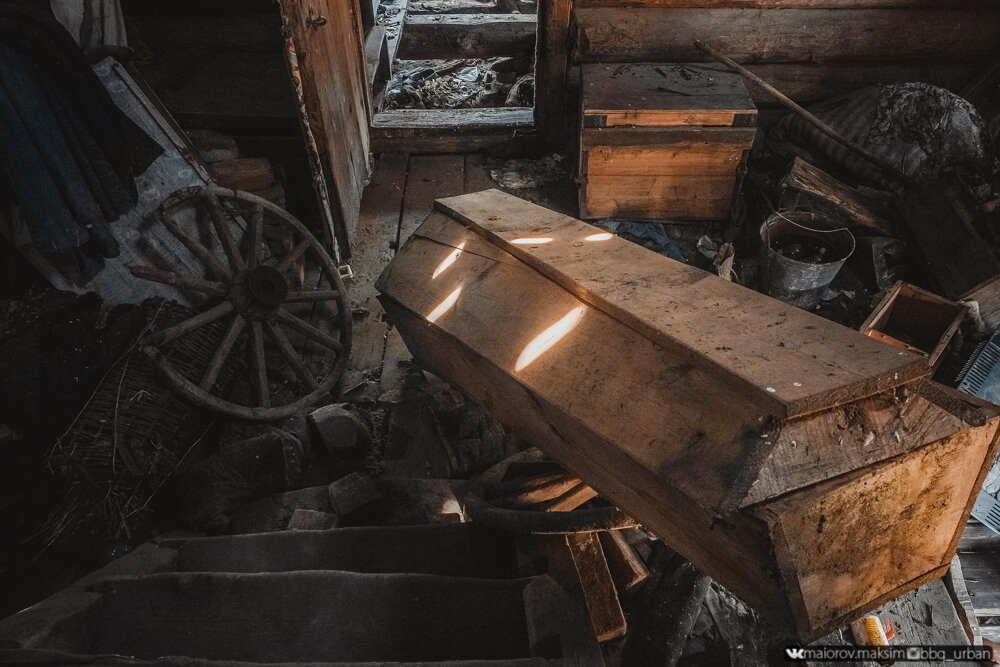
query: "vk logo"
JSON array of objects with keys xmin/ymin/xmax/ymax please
[{"xmin": 785, "ymin": 647, "xmax": 807, "ymax": 660}]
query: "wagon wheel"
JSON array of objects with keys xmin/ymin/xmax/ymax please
[{"xmin": 132, "ymin": 186, "xmax": 352, "ymax": 421}]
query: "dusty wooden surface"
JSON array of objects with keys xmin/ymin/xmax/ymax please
[
  {"xmin": 396, "ymin": 14, "xmax": 537, "ymax": 59},
  {"xmin": 571, "ymin": 8, "xmax": 1000, "ymax": 63},
  {"xmin": 279, "ymin": 0, "xmax": 370, "ymax": 240},
  {"xmin": 436, "ymin": 189, "xmax": 929, "ymax": 418},
  {"xmin": 376, "ymin": 195, "xmax": 1000, "ymax": 637}
]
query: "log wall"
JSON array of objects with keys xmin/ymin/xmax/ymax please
[{"xmin": 557, "ymin": 0, "xmax": 1000, "ymax": 105}]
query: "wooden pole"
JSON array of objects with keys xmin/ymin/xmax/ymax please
[{"xmin": 693, "ymin": 39, "xmax": 916, "ymax": 189}]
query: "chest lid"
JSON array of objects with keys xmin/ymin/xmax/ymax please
[{"xmin": 582, "ymin": 63, "xmax": 756, "ymax": 128}]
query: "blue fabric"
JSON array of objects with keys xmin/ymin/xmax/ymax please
[{"xmin": 0, "ymin": 0, "xmax": 162, "ymax": 276}]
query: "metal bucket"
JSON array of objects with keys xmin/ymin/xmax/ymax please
[{"xmin": 758, "ymin": 211, "xmax": 855, "ymax": 309}]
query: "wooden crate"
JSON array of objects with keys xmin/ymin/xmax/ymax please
[
  {"xmin": 377, "ymin": 190, "xmax": 1000, "ymax": 639},
  {"xmin": 860, "ymin": 281, "xmax": 966, "ymax": 370},
  {"xmin": 578, "ymin": 63, "xmax": 756, "ymax": 221}
]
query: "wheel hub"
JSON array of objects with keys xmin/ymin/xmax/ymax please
[
  {"xmin": 231, "ymin": 265, "xmax": 289, "ymax": 315},
  {"xmin": 247, "ymin": 266, "xmax": 288, "ymax": 307}
]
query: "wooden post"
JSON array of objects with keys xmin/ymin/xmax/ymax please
[{"xmin": 535, "ymin": 0, "xmax": 573, "ymax": 145}]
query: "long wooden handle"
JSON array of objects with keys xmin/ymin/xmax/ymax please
[{"xmin": 693, "ymin": 39, "xmax": 916, "ymax": 189}]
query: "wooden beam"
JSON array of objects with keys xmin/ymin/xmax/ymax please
[
  {"xmin": 572, "ymin": 8, "xmax": 1000, "ymax": 63},
  {"xmin": 396, "ymin": 14, "xmax": 537, "ymax": 60},
  {"xmin": 575, "ymin": 0, "xmax": 995, "ymax": 7},
  {"xmin": 535, "ymin": 0, "xmax": 574, "ymax": 144},
  {"xmin": 371, "ymin": 108, "xmax": 534, "ymax": 154}
]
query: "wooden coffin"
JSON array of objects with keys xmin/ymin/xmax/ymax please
[
  {"xmin": 376, "ymin": 190, "xmax": 1000, "ymax": 639},
  {"xmin": 578, "ymin": 63, "xmax": 756, "ymax": 221}
]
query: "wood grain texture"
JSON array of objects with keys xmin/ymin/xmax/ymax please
[
  {"xmin": 377, "ymin": 200, "xmax": 1000, "ymax": 638},
  {"xmin": 743, "ymin": 383, "xmax": 992, "ymax": 507},
  {"xmin": 345, "ymin": 153, "xmax": 408, "ymax": 378},
  {"xmin": 582, "ymin": 62, "xmax": 755, "ymax": 123},
  {"xmin": 718, "ymin": 60, "xmax": 978, "ymax": 105},
  {"xmin": 756, "ymin": 418, "xmax": 998, "ymax": 632},
  {"xmin": 535, "ymin": 0, "xmax": 574, "ymax": 143},
  {"xmin": 371, "ymin": 108, "xmax": 534, "ymax": 154},
  {"xmin": 572, "ymin": 8, "xmax": 1000, "ymax": 63},
  {"xmin": 576, "ymin": 0, "xmax": 994, "ymax": 6},
  {"xmin": 384, "ymin": 217, "xmax": 772, "ymax": 513},
  {"xmin": 376, "ymin": 293, "xmax": 790, "ymax": 628},
  {"xmin": 279, "ymin": 0, "xmax": 370, "ymax": 239},
  {"xmin": 779, "ymin": 157, "xmax": 893, "ymax": 235},
  {"xmin": 397, "ymin": 14, "xmax": 537, "ymax": 59},
  {"xmin": 436, "ymin": 190, "xmax": 929, "ymax": 418}
]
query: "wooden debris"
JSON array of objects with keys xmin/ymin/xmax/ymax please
[
  {"xmin": 286, "ymin": 508, "xmax": 341, "ymax": 531},
  {"xmin": 779, "ymin": 157, "xmax": 894, "ymax": 236},
  {"xmin": 543, "ymin": 533, "xmax": 628, "ymax": 643},
  {"xmin": 208, "ymin": 157, "xmax": 276, "ymax": 193},
  {"xmin": 860, "ymin": 281, "xmax": 966, "ymax": 371},
  {"xmin": 308, "ymin": 403, "xmax": 373, "ymax": 456},
  {"xmin": 535, "ymin": 483, "xmax": 598, "ymax": 512},
  {"xmin": 377, "ymin": 190, "xmax": 1000, "ymax": 638},
  {"xmin": 624, "ymin": 556, "xmax": 709, "ymax": 667},
  {"xmin": 599, "ymin": 530, "xmax": 650, "ymax": 595},
  {"xmin": 695, "ymin": 40, "xmax": 913, "ymax": 188},
  {"xmin": 962, "ymin": 275, "xmax": 1000, "ymax": 333},
  {"xmin": 328, "ymin": 472, "xmax": 383, "ymax": 518},
  {"xmin": 899, "ymin": 179, "xmax": 1000, "ymax": 300},
  {"xmin": 522, "ymin": 575, "xmax": 604, "ymax": 665}
]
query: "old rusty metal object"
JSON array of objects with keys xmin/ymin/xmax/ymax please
[{"xmin": 132, "ymin": 186, "xmax": 351, "ymax": 421}]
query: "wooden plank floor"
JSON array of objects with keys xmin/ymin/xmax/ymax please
[
  {"xmin": 347, "ymin": 153, "xmax": 487, "ymax": 394},
  {"xmin": 347, "ymin": 152, "xmax": 575, "ymax": 395},
  {"xmin": 957, "ymin": 520, "xmax": 1000, "ymax": 643}
]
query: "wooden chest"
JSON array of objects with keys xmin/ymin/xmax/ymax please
[
  {"xmin": 578, "ymin": 63, "xmax": 757, "ymax": 221},
  {"xmin": 377, "ymin": 190, "xmax": 1000, "ymax": 639}
]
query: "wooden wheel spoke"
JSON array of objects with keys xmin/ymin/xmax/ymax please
[
  {"xmin": 130, "ymin": 265, "xmax": 227, "ymax": 297},
  {"xmin": 264, "ymin": 320, "xmax": 320, "ymax": 390},
  {"xmin": 199, "ymin": 314, "xmax": 245, "ymax": 391},
  {"xmin": 204, "ymin": 192, "xmax": 247, "ymax": 272},
  {"xmin": 161, "ymin": 210, "xmax": 232, "ymax": 280},
  {"xmin": 249, "ymin": 319, "xmax": 270, "ymax": 408},
  {"xmin": 246, "ymin": 202, "xmax": 265, "ymax": 269},
  {"xmin": 275, "ymin": 239, "xmax": 312, "ymax": 273},
  {"xmin": 151, "ymin": 301, "xmax": 234, "ymax": 346},
  {"xmin": 285, "ymin": 289, "xmax": 340, "ymax": 303},
  {"xmin": 275, "ymin": 308, "xmax": 343, "ymax": 351}
]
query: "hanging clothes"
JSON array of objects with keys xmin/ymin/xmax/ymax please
[{"xmin": 0, "ymin": 0, "xmax": 161, "ymax": 281}]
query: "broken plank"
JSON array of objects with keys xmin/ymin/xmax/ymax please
[
  {"xmin": 946, "ymin": 554, "xmax": 982, "ymax": 644},
  {"xmin": 543, "ymin": 533, "xmax": 627, "ymax": 643},
  {"xmin": 371, "ymin": 108, "xmax": 534, "ymax": 154},
  {"xmin": 535, "ymin": 483, "xmax": 599, "ymax": 512},
  {"xmin": 396, "ymin": 14, "xmax": 537, "ymax": 60},
  {"xmin": 598, "ymin": 531, "xmax": 650, "ymax": 594},
  {"xmin": 779, "ymin": 157, "xmax": 893, "ymax": 235},
  {"xmin": 436, "ymin": 189, "xmax": 929, "ymax": 418}
]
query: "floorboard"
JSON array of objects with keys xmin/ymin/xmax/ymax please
[
  {"xmin": 381, "ymin": 154, "xmax": 468, "ymax": 395},
  {"xmin": 344, "ymin": 153, "xmax": 409, "ymax": 390}
]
